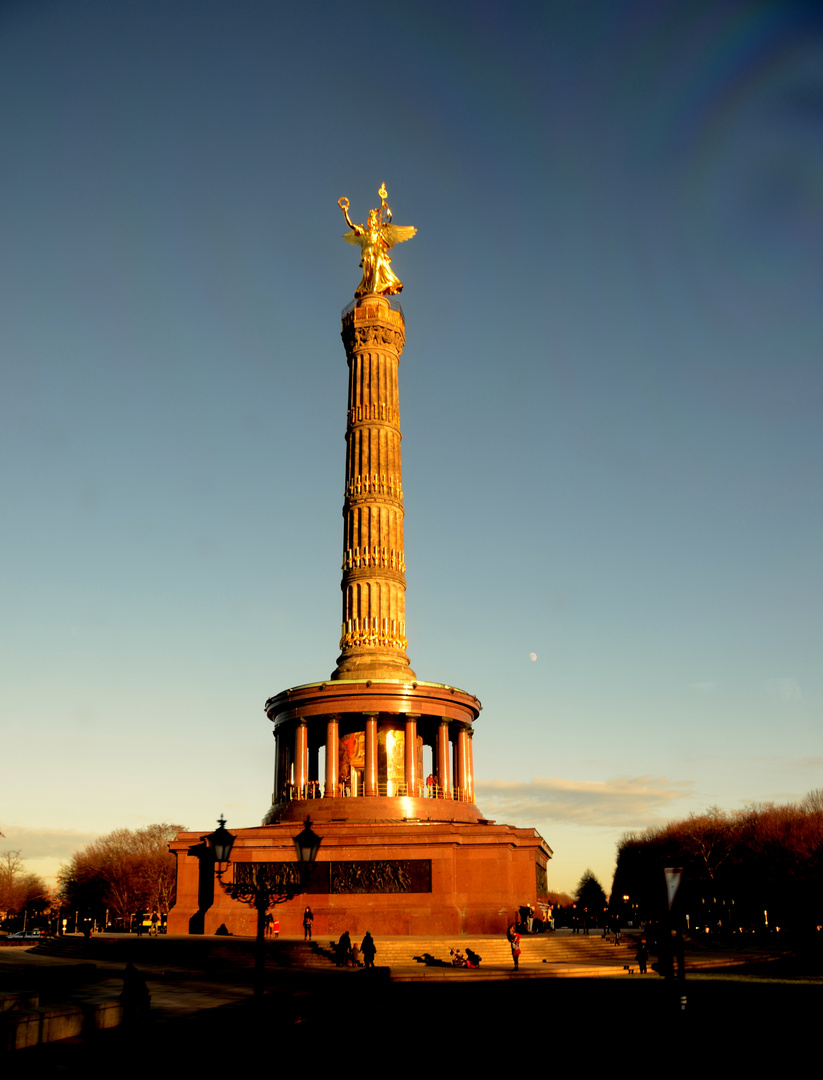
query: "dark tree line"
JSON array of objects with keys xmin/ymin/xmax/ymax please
[{"xmin": 611, "ymin": 791, "xmax": 823, "ymax": 933}]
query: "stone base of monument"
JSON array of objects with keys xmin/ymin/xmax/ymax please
[{"xmin": 168, "ymin": 818, "xmax": 550, "ymax": 938}]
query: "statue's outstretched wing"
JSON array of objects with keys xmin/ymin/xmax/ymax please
[
  {"xmin": 381, "ymin": 224, "xmax": 417, "ymax": 249},
  {"xmin": 342, "ymin": 229, "xmax": 364, "ymax": 245}
]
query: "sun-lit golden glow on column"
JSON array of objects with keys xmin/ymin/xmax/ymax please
[
  {"xmin": 332, "ymin": 292, "xmax": 417, "ymax": 681},
  {"xmin": 437, "ymin": 720, "xmax": 451, "ymax": 798},
  {"xmin": 364, "ymin": 714, "xmax": 378, "ymax": 796},
  {"xmin": 325, "ymin": 715, "xmax": 339, "ymax": 797},
  {"xmin": 404, "ymin": 714, "xmax": 419, "ymax": 797},
  {"xmin": 295, "ymin": 720, "xmax": 308, "ymax": 795},
  {"xmin": 456, "ymin": 724, "xmax": 468, "ymax": 797}
]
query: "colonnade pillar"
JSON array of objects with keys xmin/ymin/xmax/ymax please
[
  {"xmin": 404, "ymin": 713, "xmax": 419, "ymax": 796},
  {"xmin": 272, "ymin": 727, "xmax": 281, "ymax": 805},
  {"xmin": 364, "ymin": 713, "xmax": 378, "ymax": 796},
  {"xmin": 325, "ymin": 715, "xmax": 339, "ymax": 797},
  {"xmin": 455, "ymin": 723, "xmax": 469, "ymax": 799},
  {"xmin": 466, "ymin": 728, "xmax": 475, "ymax": 802},
  {"xmin": 294, "ymin": 719, "xmax": 308, "ymax": 794},
  {"xmin": 436, "ymin": 719, "xmax": 452, "ymax": 798}
]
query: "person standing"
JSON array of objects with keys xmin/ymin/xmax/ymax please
[
  {"xmin": 361, "ymin": 930, "xmax": 377, "ymax": 968},
  {"xmin": 510, "ymin": 929, "xmax": 521, "ymax": 971},
  {"xmin": 120, "ymin": 962, "xmax": 150, "ymax": 1026},
  {"xmin": 334, "ymin": 930, "xmax": 352, "ymax": 966},
  {"xmin": 303, "ymin": 906, "xmax": 314, "ymax": 941},
  {"xmin": 635, "ymin": 941, "xmax": 648, "ymax": 974}
]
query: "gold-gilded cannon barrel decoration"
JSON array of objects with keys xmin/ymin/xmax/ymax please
[{"xmin": 339, "ymin": 183, "xmax": 417, "ymax": 298}]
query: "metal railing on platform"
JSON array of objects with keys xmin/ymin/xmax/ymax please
[
  {"xmin": 340, "ymin": 296, "xmax": 405, "ymax": 321},
  {"xmin": 280, "ymin": 782, "xmax": 473, "ymax": 803}
]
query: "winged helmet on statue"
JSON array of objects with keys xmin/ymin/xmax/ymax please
[{"xmin": 338, "ymin": 183, "xmax": 417, "ymax": 298}]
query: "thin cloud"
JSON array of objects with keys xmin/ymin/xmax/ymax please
[
  {"xmin": 690, "ymin": 682, "xmax": 716, "ymax": 694},
  {"xmin": 770, "ymin": 678, "xmax": 803, "ymax": 703},
  {"xmin": 0, "ymin": 827, "xmax": 100, "ymax": 861},
  {"xmin": 475, "ymin": 776, "xmax": 695, "ymax": 828}
]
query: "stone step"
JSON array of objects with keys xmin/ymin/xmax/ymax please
[
  {"xmin": 300, "ymin": 933, "xmax": 637, "ymax": 971},
  {"xmin": 32, "ymin": 932, "xmax": 640, "ymax": 974}
]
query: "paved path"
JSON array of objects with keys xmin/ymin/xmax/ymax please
[{"xmin": 0, "ymin": 929, "xmax": 804, "ymax": 1071}]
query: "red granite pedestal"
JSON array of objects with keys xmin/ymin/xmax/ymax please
[
  {"xmin": 167, "ymin": 816, "xmax": 551, "ymax": 938},
  {"xmin": 168, "ymin": 677, "xmax": 552, "ymax": 937}
]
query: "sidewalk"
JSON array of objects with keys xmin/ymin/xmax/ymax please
[{"xmin": 0, "ymin": 930, "xmax": 808, "ymax": 1070}]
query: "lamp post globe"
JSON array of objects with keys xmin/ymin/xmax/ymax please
[{"xmin": 207, "ymin": 816, "xmax": 235, "ymax": 869}]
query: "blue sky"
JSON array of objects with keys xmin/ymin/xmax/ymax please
[{"xmin": 1, "ymin": 0, "xmax": 821, "ymax": 896}]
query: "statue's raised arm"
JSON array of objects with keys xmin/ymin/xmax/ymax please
[
  {"xmin": 338, "ymin": 196, "xmax": 360, "ymax": 235},
  {"xmin": 338, "ymin": 183, "xmax": 417, "ymax": 298}
]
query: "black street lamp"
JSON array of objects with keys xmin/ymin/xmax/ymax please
[
  {"xmin": 205, "ymin": 815, "xmax": 322, "ymax": 998},
  {"xmin": 208, "ymin": 816, "xmax": 235, "ymax": 865},
  {"xmin": 293, "ymin": 818, "xmax": 322, "ymax": 870}
]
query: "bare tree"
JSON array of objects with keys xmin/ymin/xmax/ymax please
[
  {"xmin": 61, "ymin": 824, "xmax": 183, "ymax": 923},
  {"xmin": 0, "ymin": 850, "xmax": 49, "ymax": 923}
]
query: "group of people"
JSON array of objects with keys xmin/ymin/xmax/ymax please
[
  {"xmin": 332, "ymin": 929, "xmax": 377, "ymax": 968},
  {"xmin": 449, "ymin": 946, "xmax": 482, "ymax": 968},
  {"xmin": 292, "ymin": 907, "xmax": 379, "ymax": 969},
  {"xmin": 133, "ymin": 910, "xmax": 161, "ymax": 937},
  {"xmin": 512, "ymin": 903, "xmax": 554, "ymax": 935}
]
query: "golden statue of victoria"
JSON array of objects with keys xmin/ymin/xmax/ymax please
[{"xmin": 338, "ymin": 183, "xmax": 417, "ymax": 298}]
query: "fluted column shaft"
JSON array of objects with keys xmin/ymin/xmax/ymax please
[{"xmin": 333, "ymin": 295, "xmax": 415, "ymax": 681}]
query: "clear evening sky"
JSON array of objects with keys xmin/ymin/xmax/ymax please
[{"xmin": 2, "ymin": 0, "xmax": 821, "ymax": 896}]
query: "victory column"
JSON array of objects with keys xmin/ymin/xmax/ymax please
[{"xmin": 168, "ymin": 186, "xmax": 551, "ymax": 937}]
